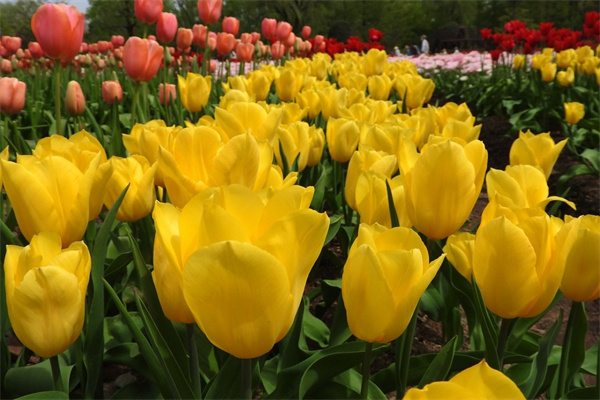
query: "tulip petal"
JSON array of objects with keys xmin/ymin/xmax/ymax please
[
  {"xmin": 209, "ymin": 133, "xmax": 259, "ymax": 188},
  {"xmin": 183, "ymin": 241, "xmax": 292, "ymax": 359},
  {"xmin": 450, "ymin": 360, "xmax": 526, "ymax": 399}
]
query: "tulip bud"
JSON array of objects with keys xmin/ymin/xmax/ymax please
[
  {"xmin": 1, "ymin": 36, "xmax": 22, "ymax": 56},
  {"xmin": 177, "ymin": 72, "xmax": 212, "ymax": 112},
  {"xmin": 197, "ymin": 0, "xmax": 222, "ymax": 25},
  {"xmin": 192, "ymin": 24, "xmax": 207, "ymax": 47},
  {"xmin": 111, "ymin": 35, "xmax": 125, "ymax": 48},
  {"xmin": 27, "ymin": 42, "xmax": 43, "ymax": 59},
  {"xmin": 31, "ymin": 3, "xmax": 84, "ymax": 62},
  {"xmin": 261, "ymin": 18, "xmax": 277, "ymax": 42},
  {"xmin": 135, "ymin": 0, "xmax": 163, "ymax": 25},
  {"xmin": 159, "ymin": 83, "xmax": 177, "ymax": 105},
  {"xmin": 564, "ymin": 102, "xmax": 584, "ymax": 124},
  {"xmin": 236, "ymin": 42, "xmax": 254, "ymax": 63},
  {"xmin": 176, "ymin": 27, "xmax": 194, "ymax": 51},
  {"xmin": 0, "ymin": 77, "xmax": 26, "ymax": 114},
  {"xmin": 102, "ymin": 80, "xmax": 123, "ymax": 104},
  {"xmin": 1, "ymin": 59, "xmax": 12, "ymax": 74},
  {"xmin": 157, "ymin": 12, "xmax": 178, "ymax": 44},
  {"xmin": 276, "ymin": 21, "xmax": 293, "ymax": 42},
  {"xmin": 541, "ymin": 62, "xmax": 557, "ymax": 82},
  {"xmin": 65, "ymin": 81, "xmax": 85, "ymax": 115},
  {"xmin": 222, "ymin": 16, "xmax": 240, "ymax": 37},
  {"xmin": 216, "ymin": 32, "xmax": 236, "ymax": 58},
  {"xmin": 301, "ymin": 25, "xmax": 311, "ymax": 39},
  {"xmin": 124, "ymin": 36, "xmax": 164, "ymax": 82}
]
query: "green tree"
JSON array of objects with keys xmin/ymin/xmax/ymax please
[{"xmin": 0, "ymin": 0, "xmax": 42, "ymax": 44}]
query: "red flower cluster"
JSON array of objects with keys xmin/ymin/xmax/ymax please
[
  {"xmin": 480, "ymin": 11, "xmax": 599, "ymax": 54},
  {"xmin": 307, "ymin": 28, "xmax": 387, "ymax": 58}
]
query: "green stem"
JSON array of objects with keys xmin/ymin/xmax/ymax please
[
  {"xmin": 2, "ymin": 114, "xmax": 8, "ymax": 150},
  {"xmin": 50, "ymin": 355, "xmax": 65, "ymax": 393},
  {"xmin": 557, "ymin": 301, "xmax": 584, "ymax": 397},
  {"xmin": 54, "ymin": 60, "xmax": 63, "ymax": 136},
  {"xmin": 497, "ymin": 317, "xmax": 516, "ymax": 371},
  {"xmin": 130, "ymin": 81, "xmax": 140, "ymax": 128},
  {"xmin": 111, "ymin": 101, "xmax": 121, "ymax": 157},
  {"xmin": 395, "ymin": 307, "xmax": 418, "ymax": 399},
  {"xmin": 187, "ymin": 324, "xmax": 201, "ymax": 399},
  {"xmin": 240, "ymin": 358, "xmax": 252, "ymax": 400},
  {"xmin": 361, "ymin": 342, "xmax": 373, "ymax": 399},
  {"xmin": 201, "ymin": 26, "xmax": 210, "ymax": 75}
]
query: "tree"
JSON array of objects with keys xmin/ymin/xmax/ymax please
[{"xmin": 0, "ymin": 0, "xmax": 42, "ymax": 44}]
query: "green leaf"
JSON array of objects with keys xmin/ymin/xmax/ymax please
[
  {"xmin": 419, "ymin": 287, "xmax": 445, "ymax": 322},
  {"xmin": 267, "ymin": 341, "xmax": 388, "ymax": 399},
  {"xmin": 580, "ymin": 148, "xmax": 600, "ymax": 173},
  {"xmin": 581, "ymin": 341, "xmax": 598, "ymax": 375},
  {"xmin": 303, "ymin": 300, "xmax": 330, "ymax": 348},
  {"xmin": 15, "ymin": 391, "xmax": 69, "ymax": 400},
  {"xmin": 110, "ymin": 380, "xmax": 162, "ymax": 399},
  {"xmin": 328, "ymin": 293, "xmax": 352, "ymax": 347},
  {"xmin": 418, "ymin": 336, "xmax": 458, "ymax": 388},
  {"xmin": 310, "ymin": 165, "xmax": 328, "ymax": 212},
  {"xmin": 519, "ymin": 308, "xmax": 563, "ymax": 398},
  {"xmin": 471, "ymin": 278, "xmax": 500, "ymax": 369},
  {"xmin": 324, "ymin": 214, "xmax": 343, "ymax": 246},
  {"xmin": 557, "ymin": 163, "xmax": 595, "ymax": 194},
  {"xmin": 554, "ymin": 301, "xmax": 588, "ymax": 398},
  {"xmin": 203, "ymin": 355, "xmax": 242, "ymax": 400},
  {"xmin": 4, "ymin": 356, "xmax": 74, "ymax": 397},
  {"xmin": 559, "ymin": 387, "xmax": 599, "ymax": 400},
  {"xmin": 385, "ymin": 179, "xmax": 399, "ymax": 228},
  {"xmin": 309, "ymin": 368, "xmax": 386, "ymax": 399}
]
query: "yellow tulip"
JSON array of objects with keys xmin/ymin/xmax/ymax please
[
  {"xmin": 326, "ymin": 117, "xmax": 361, "ymax": 163},
  {"xmin": 306, "ymin": 125, "xmax": 325, "ymax": 167},
  {"xmin": 556, "ymin": 67, "xmax": 575, "ymax": 87},
  {"xmin": 274, "ymin": 121, "xmax": 310, "ymax": 172},
  {"xmin": 309, "ymin": 54, "xmax": 330, "ymax": 80},
  {"xmin": 223, "ymin": 75, "xmax": 248, "ymax": 93},
  {"xmin": 361, "ymin": 48, "xmax": 388, "ymax": 76},
  {"xmin": 181, "ymin": 184, "xmax": 329, "ymax": 358},
  {"xmin": 337, "ymin": 71, "xmax": 368, "ymax": 92},
  {"xmin": 564, "ymin": 102, "xmax": 585, "ymax": 125},
  {"xmin": 541, "ymin": 62, "xmax": 557, "ymax": 82},
  {"xmin": 277, "ymin": 102, "xmax": 308, "ymax": 124},
  {"xmin": 295, "ymin": 89, "xmax": 321, "ymax": 119},
  {"xmin": 580, "ymin": 56, "xmax": 600, "ymax": 75},
  {"xmin": 32, "ymin": 130, "xmax": 111, "ymax": 220},
  {"xmin": 367, "ymin": 74, "xmax": 393, "ymax": 101},
  {"xmin": 398, "ymin": 137, "xmax": 487, "ymax": 240},
  {"xmin": 345, "ymin": 146, "xmax": 397, "ymax": 210},
  {"xmin": 509, "ymin": 130, "xmax": 568, "ymax": 180},
  {"xmin": 1, "ymin": 153, "xmax": 100, "ymax": 247},
  {"xmin": 394, "ymin": 74, "xmax": 435, "ymax": 110},
  {"xmin": 214, "ymin": 102, "xmax": 282, "ymax": 141},
  {"xmin": 404, "ymin": 360, "xmax": 525, "ymax": 400},
  {"xmin": 275, "ymin": 67, "xmax": 303, "ymax": 102},
  {"xmin": 532, "ymin": 53, "xmax": 552, "ymax": 70},
  {"xmin": 474, "ymin": 214, "xmax": 561, "ymax": 318},
  {"xmin": 557, "ymin": 215, "xmax": 600, "ymax": 302},
  {"xmin": 342, "ymin": 223, "xmax": 444, "ymax": 343},
  {"xmin": 575, "ymin": 45, "xmax": 594, "ymax": 64},
  {"xmin": 178, "ymin": 72, "xmax": 212, "ymax": 112},
  {"xmin": 513, "ymin": 54, "xmax": 526, "ymax": 70},
  {"xmin": 219, "ymin": 89, "xmax": 254, "ymax": 110},
  {"xmin": 103, "ymin": 155, "xmax": 157, "ymax": 222},
  {"xmin": 443, "ymin": 231, "xmax": 476, "ymax": 282},
  {"xmin": 317, "ymin": 86, "xmax": 348, "ymax": 121},
  {"xmin": 247, "ymin": 70, "xmax": 273, "ymax": 102},
  {"xmin": 435, "ymin": 102, "xmax": 474, "ymax": 129},
  {"xmin": 354, "ymin": 172, "xmax": 411, "ymax": 228},
  {"xmin": 556, "ymin": 49, "xmax": 577, "ymax": 69},
  {"xmin": 440, "ymin": 118, "xmax": 481, "ymax": 142},
  {"xmin": 364, "ymin": 99, "xmax": 396, "ymax": 124},
  {"xmin": 595, "ymin": 68, "xmax": 600, "ymax": 85},
  {"xmin": 4, "ymin": 232, "xmax": 91, "ymax": 358}
]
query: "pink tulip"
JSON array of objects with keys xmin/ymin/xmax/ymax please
[
  {"xmin": 1, "ymin": 36, "xmax": 22, "ymax": 56},
  {"xmin": 157, "ymin": 12, "xmax": 178, "ymax": 44},
  {"xmin": 135, "ymin": 0, "xmax": 163, "ymax": 25},
  {"xmin": 159, "ymin": 83, "xmax": 176, "ymax": 105},
  {"xmin": 216, "ymin": 32, "xmax": 235, "ymax": 58},
  {"xmin": 176, "ymin": 28, "xmax": 194, "ymax": 52},
  {"xmin": 301, "ymin": 25, "xmax": 311, "ymax": 39},
  {"xmin": 222, "ymin": 16, "xmax": 240, "ymax": 36},
  {"xmin": 193, "ymin": 24, "xmax": 207, "ymax": 46},
  {"xmin": 102, "ymin": 80, "xmax": 124, "ymax": 104},
  {"xmin": 276, "ymin": 21, "xmax": 292, "ymax": 42},
  {"xmin": 197, "ymin": 0, "xmax": 222, "ymax": 25},
  {"xmin": 240, "ymin": 33, "xmax": 253, "ymax": 44},
  {"xmin": 97, "ymin": 41, "xmax": 111, "ymax": 53},
  {"xmin": 262, "ymin": 18, "xmax": 277, "ymax": 42},
  {"xmin": 0, "ymin": 77, "xmax": 26, "ymax": 114},
  {"xmin": 271, "ymin": 41, "xmax": 285, "ymax": 60},
  {"xmin": 31, "ymin": 3, "xmax": 84, "ymax": 62},
  {"xmin": 124, "ymin": 37, "xmax": 164, "ymax": 82},
  {"xmin": 236, "ymin": 42, "xmax": 254, "ymax": 62},
  {"xmin": 1, "ymin": 59, "xmax": 12, "ymax": 74},
  {"xmin": 111, "ymin": 35, "xmax": 125, "ymax": 48},
  {"xmin": 27, "ymin": 42, "xmax": 43, "ymax": 59},
  {"xmin": 65, "ymin": 80, "xmax": 85, "ymax": 115},
  {"xmin": 283, "ymin": 32, "xmax": 296, "ymax": 48},
  {"xmin": 250, "ymin": 32, "xmax": 261, "ymax": 44}
]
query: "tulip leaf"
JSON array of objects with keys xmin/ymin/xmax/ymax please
[
  {"xmin": 385, "ymin": 179, "xmax": 399, "ymax": 228},
  {"xmin": 311, "ymin": 368, "xmax": 386, "ymax": 399},
  {"xmin": 519, "ymin": 308, "xmax": 563, "ymax": 398},
  {"xmin": 4, "ymin": 355, "xmax": 74, "ymax": 398},
  {"xmin": 328, "ymin": 294, "xmax": 352, "ymax": 347},
  {"xmin": 104, "ymin": 343, "xmax": 151, "ymax": 379},
  {"xmin": 581, "ymin": 341, "xmax": 598, "ymax": 376},
  {"xmin": 278, "ymin": 299, "xmax": 310, "ymax": 371},
  {"xmin": 324, "ymin": 214, "xmax": 343, "ymax": 246},
  {"xmin": 85, "ymin": 185, "xmax": 129, "ymax": 399},
  {"xmin": 560, "ymin": 387, "xmax": 599, "ymax": 400},
  {"xmin": 470, "ymin": 278, "xmax": 500, "ymax": 369},
  {"xmin": 203, "ymin": 355, "xmax": 244, "ymax": 400},
  {"xmin": 267, "ymin": 341, "xmax": 388, "ymax": 399},
  {"xmin": 310, "ymin": 165, "xmax": 328, "ymax": 212},
  {"xmin": 556, "ymin": 163, "xmax": 595, "ymax": 194},
  {"xmin": 302, "ymin": 299, "xmax": 330, "ymax": 348},
  {"xmin": 417, "ymin": 336, "xmax": 458, "ymax": 388},
  {"xmin": 15, "ymin": 391, "xmax": 69, "ymax": 400},
  {"xmin": 110, "ymin": 380, "xmax": 161, "ymax": 400},
  {"xmin": 261, "ymin": 356, "xmax": 280, "ymax": 395}
]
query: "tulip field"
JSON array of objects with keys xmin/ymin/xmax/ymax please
[{"xmin": 1, "ymin": 1, "xmax": 599, "ymax": 399}]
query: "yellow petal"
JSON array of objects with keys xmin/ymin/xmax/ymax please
[{"xmin": 209, "ymin": 133, "xmax": 259, "ymax": 188}]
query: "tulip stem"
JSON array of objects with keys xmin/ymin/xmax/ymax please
[
  {"xmin": 2, "ymin": 113, "xmax": 8, "ymax": 150},
  {"xmin": 50, "ymin": 355, "xmax": 65, "ymax": 393},
  {"xmin": 54, "ymin": 60, "xmax": 63, "ymax": 136},
  {"xmin": 361, "ymin": 342, "xmax": 373, "ymax": 399},
  {"xmin": 556, "ymin": 301, "xmax": 586, "ymax": 398},
  {"xmin": 240, "ymin": 358, "xmax": 252, "ymax": 400},
  {"xmin": 186, "ymin": 324, "xmax": 201, "ymax": 398},
  {"xmin": 130, "ymin": 81, "xmax": 140, "ymax": 128},
  {"xmin": 395, "ymin": 307, "xmax": 418, "ymax": 399},
  {"xmin": 201, "ymin": 27, "xmax": 210, "ymax": 75},
  {"xmin": 497, "ymin": 317, "xmax": 516, "ymax": 371}
]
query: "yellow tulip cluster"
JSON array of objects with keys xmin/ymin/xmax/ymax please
[{"xmin": 528, "ymin": 45, "xmax": 600, "ymax": 85}]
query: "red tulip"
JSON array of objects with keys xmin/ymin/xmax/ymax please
[
  {"xmin": 159, "ymin": 83, "xmax": 176, "ymax": 105},
  {"xmin": 283, "ymin": 32, "xmax": 296, "ymax": 48},
  {"xmin": 31, "ymin": 3, "xmax": 84, "ymax": 62},
  {"xmin": 135, "ymin": 0, "xmax": 163, "ymax": 25},
  {"xmin": 157, "ymin": 12, "xmax": 178, "ymax": 44},
  {"xmin": 0, "ymin": 77, "xmax": 26, "ymax": 114},
  {"xmin": 276, "ymin": 21, "xmax": 292, "ymax": 42},
  {"xmin": 207, "ymin": 32, "xmax": 217, "ymax": 51},
  {"xmin": 102, "ymin": 80, "xmax": 123, "ymax": 104},
  {"xmin": 240, "ymin": 33, "xmax": 253, "ymax": 44},
  {"xmin": 193, "ymin": 24, "xmax": 207, "ymax": 46},
  {"xmin": 111, "ymin": 35, "xmax": 125, "ymax": 48},
  {"xmin": 301, "ymin": 25, "xmax": 311, "ymax": 39},
  {"xmin": 262, "ymin": 18, "xmax": 277, "ymax": 42},
  {"xmin": 271, "ymin": 41, "xmax": 285, "ymax": 60},
  {"xmin": 65, "ymin": 80, "xmax": 85, "ymax": 115},
  {"xmin": 97, "ymin": 41, "xmax": 111, "ymax": 53},
  {"xmin": 197, "ymin": 0, "xmax": 222, "ymax": 25},
  {"xmin": 124, "ymin": 37, "xmax": 163, "ymax": 82},
  {"xmin": 222, "ymin": 17, "xmax": 240, "ymax": 37},
  {"xmin": 1, "ymin": 36, "xmax": 22, "ymax": 56},
  {"xmin": 250, "ymin": 32, "xmax": 261, "ymax": 44},
  {"xmin": 236, "ymin": 42, "xmax": 254, "ymax": 62},
  {"xmin": 176, "ymin": 28, "xmax": 194, "ymax": 51},
  {"xmin": 216, "ymin": 32, "xmax": 235, "ymax": 58}
]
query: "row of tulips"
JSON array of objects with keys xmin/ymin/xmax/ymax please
[{"xmin": 1, "ymin": 2, "xmax": 599, "ymax": 400}]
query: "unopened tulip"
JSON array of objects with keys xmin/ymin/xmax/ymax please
[
  {"xmin": 0, "ymin": 77, "xmax": 26, "ymax": 114},
  {"xmin": 354, "ymin": 173, "xmax": 411, "ymax": 228},
  {"xmin": 301, "ymin": 25, "xmax": 311, "ymax": 39},
  {"xmin": 1, "ymin": 59, "xmax": 12, "ymax": 74},
  {"xmin": 111, "ymin": 35, "xmax": 125, "ymax": 48},
  {"xmin": 275, "ymin": 67, "xmax": 302, "ymax": 102},
  {"xmin": 4, "ymin": 232, "xmax": 91, "ymax": 358},
  {"xmin": 276, "ymin": 21, "xmax": 292, "ymax": 42},
  {"xmin": 251, "ymin": 32, "xmax": 261, "ymax": 44},
  {"xmin": 394, "ymin": 73, "xmax": 435, "ymax": 110},
  {"xmin": 474, "ymin": 214, "xmax": 561, "ymax": 318},
  {"xmin": 216, "ymin": 32, "xmax": 235, "ymax": 58},
  {"xmin": 398, "ymin": 137, "xmax": 487, "ymax": 240},
  {"xmin": 31, "ymin": 3, "xmax": 84, "ymax": 62},
  {"xmin": 159, "ymin": 83, "xmax": 177, "ymax": 105},
  {"xmin": 177, "ymin": 72, "xmax": 212, "ymax": 112},
  {"xmin": 557, "ymin": 67, "xmax": 575, "ymax": 87},
  {"xmin": 270, "ymin": 41, "xmax": 285, "ymax": 60},
  {"xmin": 197, "ymin": 0, "xmax": 222, "ymax": 25},
  {"xmin": 283, "ymin": 32, "xmax": 296, "ymax": 48},
  {"xmin": 262, "ymin": 18, "xmax": 277, "ymax": 42},
  {"xmin": 564, "ymin": 102, "xmax": 584, "ymax": 124},
  {"xmin": 442, "ymin": 231, "xmax": 476, "ymax": 282},
  {"xmin": 103, "ymin": 155, "xmax": 157, "ymax": 222},
  {"xmin": 124, "ymin": 37, "xmax": 163, "ymax": 82},
  {"xmin": 342, "ymin": 224, "xmax": 444, "ymax": 343},
  {"xmin": 27, "ymin": 42, "xmax": 43, "ymax": 59},
  {"xmin": 222, "ymin": 16, "xmax": 239, "ymax": 36},
  {"xmin": 513, "ymin": 54, "xmax": 525, "ymax": 70},
  {"xmin": 541, "ymin": 62, "xmax": 557, "ymax": 82},
  {"xmin": 326, "ymin": 117, "xmax": 360, "ymax": 163},
  {"xmin": 509, "ymin": 130, "xmax": 567, "ymax": 180},
  {"xmin": 404, "ymin": 360, "xmax": 525, "ymax": 399},
  {"xmin": 97, "ymin": 40, "xmax": 111, "ymax": 53},
  {"xmin": 134, "ymin": 0, "xmax": 163, "ymax": 25},
  {"xmin": 557, "ymin": 215, "xmax": 600, "ymax": 302},
  {"xmin": 1, "ymin": 36, "xmax": 21, "ymax": 56},
  {"xmin": 157, "ymin": 12, "xmax": 178, "ymax": 44},
  {"xmin": 180, "ymin": 184, "xmax": 328, "ymax": 358},
  {"xmin": 236, "ymin": 42, "xmax": 254, "ymax": 63},
  {"xmin": 102, "ymin": 80, "xmax": 123, "ymax": 104},
  {"xmin": 176, "ymin": 28, "xmax": 193, "ymax": 52},
  {"xmin": 192, "ymin": 24, "xmax": 207, "ymax": 47},
  {"xmin": 65, "ymin": 80, "xmax": 85, "ymax": 116},
  {"xmin": 368, "ymin": 74, "xmax": 393, "ymax": 101},
  {"xmin": 213, "ymin": 102, "xmax": 282, "ymax": 141}
]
